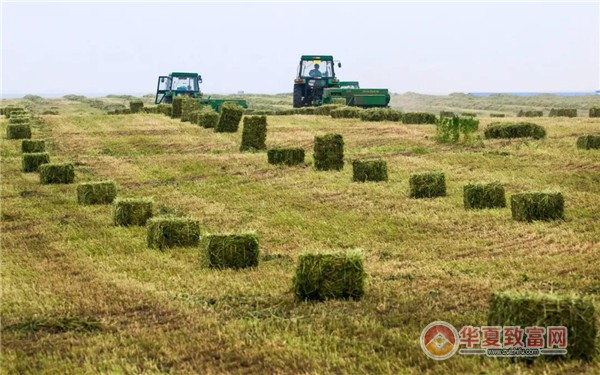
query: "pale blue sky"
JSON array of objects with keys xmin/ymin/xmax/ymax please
[{"xmin": 2, "ymin": 1, "xmax": 599, "ymax": 97}]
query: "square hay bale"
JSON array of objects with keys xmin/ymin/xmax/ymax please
[
  {"xmin": 402, "ymin": 112, "xmax": 437, "ymax": 124},
  {"xmin": 21, "ymin": 139, "xmax": 46, "ymax": 153},
  {"xmin": 314, "ymin": 105, "xmax": 341, "ymax": 116},
  {"xmin": 589, "ymin": 107, "xmax": 600, "ymax": 118},
  {"xmin": 215, "ymin": 102, "xmax": 244, "ymax": 132},
  {"xmin": 511, "ymin": 191, "xmax": 564, "ymax": 221},
  {"xmin": 198, "ymin": 109, "xmax": 220, "ymax": 128},
  {"xmin": 146, "ymin": 217, "xmax": 200, "ymax": 249},
  {"xmin": 39, "ymin": 163, "xmax": 75, "ymax": 184},
  {"xmin": 171, "ymin": 96, "xmax": 183, "ymax": 118},
  {"xmin": 157, "ymin": 104, "xmax": 172, "ymax": 116},
  {"xmin": 240, "ymin": 115, "xmax": 267, "ymax": 151},
  {"xmin": 484, "ymin": 122, "xmax": 546, "ymax": 140},
  {"xmin": 22, "ymin": 152, "xmax": 50, "ymax": 173},
  {"xmin": 576, "ymin": 134, "xmax": 600, "ymax": 149},
  {"xmin": 113, "ymin": 198, "xmax": 153, "ymax": 226},
  {"xmin": 488, "ymin": 291, "xmax": 596, "ymax": 360},
  {"xmin": 490, "ymin": 113, "xmax": 506, "ymax": 118},
  {"xmin": 331, "ymin": 98, "xmax": 347, "ymax": 105},
  {"xmin": 267, "ymin": 147, "xmax": 305, "ymax": 166},
  {"xmin": 129, "ymin": 100, "xmax": 144, "ymax": 113},
  {"xmin": 461, "ymin": 112, "xmax": 477, "ymax": 117},
  {"xmin": 201, "ymin": 232, "xmax": 259, "ymax": 269},
  {"xmin": 330, "ymin": 106, "xmax": 362, "ymax": 119},
  {"xmin": 409, "ymin": 172, "xmax": 446, "ymax": 198},
  {"xmin": 293, "ymin": 249, "xmax": 365, "ymax": 301},
  {"xmin": 352, "ymin": 159, "xmax": 388, "ymax": 182},
  {"xmin": 549, "ymin": 108, "xmax": 578, "ymax": 117},
  {"xmin": 360, "ymin": 108, "xmax": 402, "ymax": 122},
  {"xmin": 8, "ymin": 115, "xmax": 31, "ymax": 125},
  {"xmin": 180, "ymin": 97, "xmax": 201, "ymax": 122},
  {"xmin": 77, "ymin": 180, "xmax": 117, "ymax": 205},
  {"xmin": 5, "ymin": 106, "xmax": 25, "ymax": 118},
  {"xmin": 314, "ymin": 134, "xmax": 344, "ymax": 171},
  {"xmin": 463, "ymin": 182, "xmax": 506, "ymax": 209},
  {"xmin": 517, "ymin": 110, "xmax": 543, "ymax": 117},
  {"xmin": 6, "ymin": 124, "xmax": 32, "ymax": 139}
]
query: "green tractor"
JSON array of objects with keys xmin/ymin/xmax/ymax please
[
  {"xmin": 293, "ymin": 55, "xmax": 341, "ymax": 107},
  {"xmin": 155, "ymin": 72, "xmax": 247, "ymax": 111}
]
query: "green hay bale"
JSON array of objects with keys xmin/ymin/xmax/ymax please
[
  {"xmin": 517, "ymin": 110, "xmax": 543, "ymax": 117},
  {"xmin": 146, "ymin": 217, "xmax": 200, "ymax": 249},
  {"xmin": 314, "ymin": 134, "xmax": 344, "ymax": 171},
  {"xmin": 463, "ymin": 182, "xmax": 506, "ymax": 209},
  {"xmin": 8, "ymin": 115, "xmax": 31, "ymax": 124},
  {"xmin": 549, "ymin": 108, "xmax": 577, "ymax": 117},
  {"xmin": 352, "ymin": 159, "xmax": 388, "ymax": 182},
  {"xmin": 198, "ymin": 109, "xmax": 220, "ymax": 128},
  {"xmin": 6, "ymin": 124, "xmax": 32, "ymax": 139},
  {"xmin": 201, "ymin": 232, "xmax": 259, "ymax": 269},
  {"xmin": 331, "ymin": 98, "xmax": 347, "ymax": 105},
  {"xmin": 484, "ymin": 122, "xmax": 546, "ymax": 139},
  {"xmin": 461, "ymin": 112, "xmax": 477, "ymax": 117},
  {"xmin": 215, "ymin": 102, "xmax": 244, "ymax": 133},
  {"xmin": 157, "ymin": 104, "xmax": 172, "ymax": 116},
  {"xmin": 409, "ymin": 172, "xmax": 446, "ymax": 198},
  {"xmin": 359, "ymin": 108, "xmax": 402, "ymax": 122},
  {"xmin": 0, "ymin": 108, "xmax": 4, "ymax": 115},
  {"xmin": 589, "ymin": 107, "xmax": 600, "ymax": 118},
  {"xmin": 402, "ymin": 112, "xmax": 437, "ymax": 124},
  {"xmin": 171, "ymin": 96, "xmax": 183, "ymax": 118},
  {"xmin": 293, "ymin": 249, "xmax": 365, "ymax": 301},
  {"xmin": 314, "ymin": 105, "xmax": 341, "ymax": 116},
  {"xmin": 129, "ymin": 100, "xmax": 144, "ymax": 113},
  {"xmin": 5, "ymin": 106, "xmax": 25, "ymax": 118},
  {"xmin": 77, "ymin": 180, "xmax": 117, "ymax": 205},
  {"xmin": 21, "ymin": 139, "xmax": 45, "ymax": 153},
  {"xmin": 267, "ymin": 147, "xmax": 305, "ymax": 166},
  {"xmin": 39, "ymin": 163, "xmax": 75, "ymax": 184},
  {"xmin": 22, "ymin": 152, "xmax": 50, "ymax": 173},
  {"xmin": 576, "ymin": 134, "xmax": 600, "ymax": 150},
  {"xmin": 113, "ymin": 198, "xmax": 153, "ymax": 226},
  {"xmin": 440, "ymin": 111, "xmax": 455, "ymax": 118},
  {"xmin": 294, "ymin": 107, "xmax": 316, "ymax": 115},
  {"xmin": 511, "ymin": 191, "xmax": 564, "ymax": 221},
  {"xmin": 490, "ymin": 113, "xmax": 505, "ymax": 118},
  {"xmin": 488, "ymin": 291, "xmax": 596, "ymax": 360},
  {"xmin": 330, "ymin": 106, "xmax": 362, "ymax": 119},
  {"xmin": 240, "ymin": 116, "xmax": 267, "ymax": 151},
  {"xmin": 180, "ymin": 97, "xmax": 201, "ymax": 122}
]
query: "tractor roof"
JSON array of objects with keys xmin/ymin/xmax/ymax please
[
  {"xmin": 300, "ymin": 55, "xmax": 334, "ymax": 61},
  {"xmin": 170, "ymin": 72, "xmax": 199, "ymax": 77}
]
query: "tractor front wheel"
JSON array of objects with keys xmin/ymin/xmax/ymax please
[{"xmin": 293, "ymin": 84, "xmax": 303, "ymax": 108}]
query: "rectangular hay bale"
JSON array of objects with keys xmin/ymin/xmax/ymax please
[
  {"xmin": 240, "ymin": 115, "xmax": 267, "ymax": 151},
  {"xmin": 352, "ymin": 159, "xmax": 388, "ymax": 182},
  {"xmin": 409, "ymin": 172, "xmax": 446, "ymax": 198},
  {"xmin": 22, "ymin": 152, "xmax": 50, "ymax": 173},
  {"xmin": 463, "ymin": 182, "xmax": 506, "ymax": 209},
  {"xmin": 488, "ymin": 291, "xmax": 596, "ymax": 360},
  {"xmin": 146, "ymin": 217, "xmax": 200, "ymax": 249},
  {"xmin": 21, "ymin": 139, "xmax": 46, "ymax": 153},
  {"xmin": 511, "ymin": 191, "xmax": 564, "ymax": 221},
  {"xmin": 201, "ymin": 232, "xmax": 259, "ymax": 269},
  {"xmin": 77, "ymin": 180, "xmax": 117, "ymax": 205},
  {"xmin": 330, "ymin": 107, "xmax": 362, "ymax": 119},
  {"xmin": 293, "ymin": 249, "xmax": 365, "ymax": 301},
  {"xmin": 171, "ymin": 96, "xmax": 183, "ymax": 118},
  {"xmin": 576, "ymin": 134, "xmax": 600, "ymax": 150},
  {"xmin": 39, "ymin": 163, "xmax": 74, "ymax": 184},
  {"xmin": 215, "ymin": 102, "xmax": 244, "ymax": 132},
  {"xmin": 267, "ymin": 147, "xmax": 305, "ymax": 166},
  {"xmin": 113, "ymin": 198, "xmax": 153, "ymax": 226},
  {"xmin": 197, "ymin": 109, "xmax": 220, "ymax": 128},
  {"xmin": 6, "ymin": 124, "xmax": 32, "ymax": 139},
  {"xmin": 484, "ymin": 122, "xmax": 546, "ymax": 139},
  {"xmin": 589, "ymin": 107, "xmax": 600, "ymax": 118},
  {"xmin": 129, "ymin": 100, "xmax": 144, "ymax": 113},
  {"xmin": 314, "ymin": 134, "xmax": 344, "ymax": 171}
]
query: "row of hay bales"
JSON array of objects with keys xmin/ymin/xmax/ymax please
[
  {"xmin": 517, "ymin": 108, "xmax": 600, "ymax": 117},
  {"xmin": 483, "ymin": 121, "xmax": 600, "ymax": 148}
]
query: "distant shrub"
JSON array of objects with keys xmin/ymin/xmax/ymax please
[
  {"xmin": 517, "ymin": 110, "xmax": 543, "ymax": 117},
  {"xmin": 402, "ymin": 112, "xmax": 437, "ymax": 124},
  {"xmin": 314, "ymin": 134, "xmax": 344, "ymax": 171},
  {"xmin": 330, "ymin": 107, "xmax": 362, "ymax": 119},
  {"xmin": 240, "ymin": 116, "xmax": 267, "ymax": 151},
  {"xmin": 435, "ymin": 116, "xmax": 479, "ymax": 143},
  {"xmin": 549, "ymin": 108, "xmax": 577, "ymax": 117},
  {"xmin": 484, "ymin": 122, "xmax": 546, "ymax": 139},
  {"xmin": 267, "ymin": 148, "xmax": 305, "ymax": 166}
]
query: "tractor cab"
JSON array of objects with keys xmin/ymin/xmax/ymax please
[
  {"xmin": 293, "ymin": 55, "xmax": 341, "ymax": 107},
  {"xmin": 155, "ymin": 72, "xmax": 202, "ymax": 104}
]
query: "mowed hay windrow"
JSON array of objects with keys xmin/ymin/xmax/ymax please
[
  {"xmin": 240, "ymin": 115, "xmax": 267, "ymax": 151},
  {"xmin": 22, "ymin": 152, "xmax": 50, "ymax": 173},
  {"xmin": 6, "ymin": 124, "xmax": 32, "ymax": 139},
  {"xmin": 293, "ymin": 250, "xmax": 365, "ymax": 301},
  {"xmin": 197, "ymin": 109, "xmax": 220, "ymax": 129},
  {"xmin": 463, "ymin": 182, "xmax": 506, "ymax": 209},
  {"xmin": 488, "ymin": 291, "xmax": 597, "ymax": 360},
  {"xmin": 330, "ymin": 106, "xmax": 362, "ymax": 119},
  {"xmin": 77, "ymin": 181, "xmax": 117, "ymax": 205},
  {"xmin": 484, "ymin": 122, "xmax": 546, "ymax": 140},
  {"xmin": 267, "ymin": 148, "xmax": 305, "ymax": 166},
  {"xmin": 146, "ymin": 217, "xmax": 200, "ymax": 249},
  {"xmin": 129, "ymin": 100, "xmax": 144, "ymax": 113},
  {"xmin": 216, "ymin": 102, "xmax": 244, "ymax": 133},
  {"xmin": 113, "ymin": 198, "xmax": 153, "ymax": 226},
  {"xmin": 576, "ymin": 134, "xmax": 600, "ymax": 150},
  {"xmin": 352, "ymin": 159, "xmax": 388, "ymax": 182},
  {"xmin": 201, "ymin": 232, "xmax": 260, "ymax": 269},
  {"xmin": 511, "ymin": 191, "xmax": 564, "ymax": 221},
  {"xmin": 314, "ymin": 134, "xmax": 344, "ymax": 171},
  {"xmin": 409, "ymin": 172, "xmax": 446, "ymax": 198},
  {"xmin": 39, "ymin": 163, "xmax": 74, "ymax": 184},
  {"xmin": 21, "ymin": 139, "xmax": 45, "ymax": 153}
]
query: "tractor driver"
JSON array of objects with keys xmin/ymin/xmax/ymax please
[{"xmin": 309, "ymin": 64, "xmax": 323, "ymax": 78}]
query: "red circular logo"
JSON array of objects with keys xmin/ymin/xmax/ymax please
[{"xmin": 420, "ymin": 321, "xmax": 459, "ymax": 360}]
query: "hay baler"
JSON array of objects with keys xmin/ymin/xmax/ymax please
[
  {"xmin": 155, "ymin": 72, "xmax": 247, "ymax": 111},
  {"xmin": 323, "ymin": 82, "xmax": 390, "ymax": 108}
]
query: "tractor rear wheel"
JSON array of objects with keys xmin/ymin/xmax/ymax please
[{"xmin": 293, "ymin": 84, "xmax": 303, "ymax": 108}]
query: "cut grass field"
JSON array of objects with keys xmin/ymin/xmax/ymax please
[{"xmin": 1, "ymin": 103, "xmax": 599, "ymax": 374}]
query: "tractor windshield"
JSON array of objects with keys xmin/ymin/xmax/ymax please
[
  {"xmin": 171, "ymin": 76, "xmax": 197, "ymax": 91},
  {"xmin": 300, "ymin": 60, "xmax": 333, "ymax": 79}
]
